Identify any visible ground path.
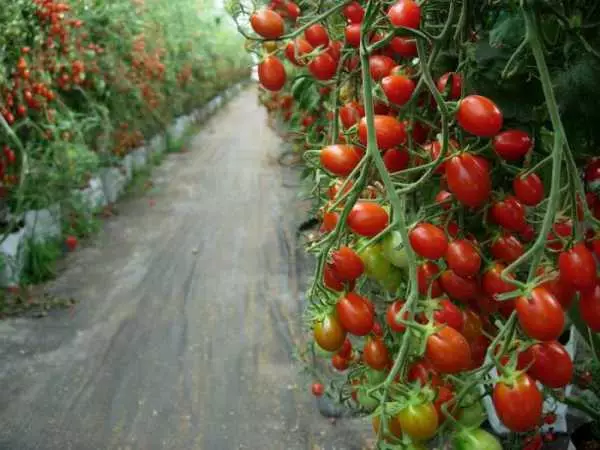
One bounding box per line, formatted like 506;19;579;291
0;87;371;450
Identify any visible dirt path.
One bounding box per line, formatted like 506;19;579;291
0;87;371;450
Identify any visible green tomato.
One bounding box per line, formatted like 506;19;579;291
457;398;486;428
452;428;502;450
365;368;387;384
359;244;393;282
379;264;402;293
356;389;379;411
382;231;409;269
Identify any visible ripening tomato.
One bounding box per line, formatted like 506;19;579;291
445;153;491;208
513;172;544;206
397;402;438;440
456;95;503;137
433;297;464;331
358;115;407;150
445;239;481;278
580;282;600;331
311;382;324;396
381;74;415;106
383;147;409;172
490;233;524;263
418;262;443;297
426;326;471;373
337;292;374;336
363;337;390;370
528;341;573;388
390;36;417;57
436;72;462;100
308;53;337;80
515;286;565;341
388;0;421;29
331;246;364;282
285;38;313;66
332;353;350;371
339;101;365;129
314;315;346;351
489;196;527;232
559;243;598;290
343;1;364;23
439;270;479;302
344;23;362;47
320;144;363;176
493;374;542;432
347;202;389;237
409;222;448;260
386;300;407;332
250;9;285;38
304;24;329;48
492;129;532;161
369;55;395;81
258;56;286;91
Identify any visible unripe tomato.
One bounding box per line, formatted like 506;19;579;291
250;9;284;39
456;95;503;137
397;402;438;440
258;56;286;91
493;129;532;160
314;315;346;351
381;230;409;268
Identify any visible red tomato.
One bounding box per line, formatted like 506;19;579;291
433;386;456;423
440;270;479;302
320;211;339;233
358;115;407;150
338;338;353;359
314;315;346;351
258;56;286;91
339;101;365;129
418;262;443;297
520;223;535;243
386;300;407;332
528;341;573;388
337;292;374;336
492;129;533;161
513;172;544;206
363;337;390;370
323;263;352;291
308;53;337;80
425;326;472;374
343;1;364;23
65;235;78;251
445;153;491;208
285;2;301;20
580;282;600;331
489;196;527;232
409;222;448;260
332;353;350;371
433;298;464;331
347;202;389;237
436;72;462;100
490;233;524;263
411;120;429;143
311;382;324;396
250;9;284;39
407;359;443;387
421;139;458;174
331;246;365;282
435;190;453;210
456;95;503;137
546;219;573;251
285;38;313;66
469;334;490;369
445;239;481;278
326;40;342;61
515;286;565;341
493;374;542;432
558;242;598;290
304;24;329;48
372;321;383;336
540;273;576;309
461;308;483;341
390;36;417;57
344;23;362;48
369;55;396;81
481;263;516;299
387;0;421;29
381;74;415;106
383;147;409;172
320;145;363;176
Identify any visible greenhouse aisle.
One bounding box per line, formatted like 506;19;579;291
0;87;371;450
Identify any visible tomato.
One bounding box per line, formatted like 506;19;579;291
311;382;324;396
433;297;464;330
492;374;542;432
339;101;365;129
481;263;517;299
440;270;479;302
445;239;481;278
320;210;339;233
382;147;409;173
314;315;346;351
258;56;286;91
302;115;315;128
528;341;573;388
559;242;598;290
332;353;350;371
456;95;503;137
390;36;417;57
407;359;442;387
445;153;491;208
515;286;565;341
369;55;395;81
425;326;471;373
457;399;486;428
326;40;342;61
435;190;453;210
381;230;409;268
372;414;403;440
324;263;347;291
308;53;337;80
336;292;374;336
513;172;544;206
436;72;462;100
363;337;390;370
358;115;406;150
492;129;532;161
343;1;364;23
387;0;421;29
468;334;490;369
453;428;502;450
409;222;448;260
344;23;362;48
386;300;407;332
359;244;399;290
433;386;456;423
250;9;284;39
546;219;573;251
520;223;535;243
285;1;301;20
304;24;329;48
580;282;600;331
540;272;576;309
381;74;415;106
331;247;364;282
421;139;457;174
461;308;483;341
347;202;389;237
396;402;438;441
489;196;527;232
418;262;443;297
65;235;78;251
320;144;363;176
284;38;313;66
490;233;524;263
356;388;378;411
